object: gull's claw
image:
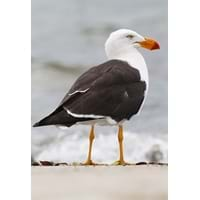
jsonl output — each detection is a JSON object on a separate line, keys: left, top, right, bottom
{"left": 112, "top": 160, "right": 130, "bottom": 166}
{"left": 82, "top": 159, "right": 97, "bottom": 166}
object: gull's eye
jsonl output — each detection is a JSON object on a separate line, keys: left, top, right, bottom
{"left": 126, "top": 35, "right": 134, "bottom": 39}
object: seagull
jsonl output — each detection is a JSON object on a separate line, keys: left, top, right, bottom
{"left": 33, "top": 29, "right": 160, "bottom": 165}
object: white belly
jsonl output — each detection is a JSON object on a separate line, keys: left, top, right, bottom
{"left": 76, "top": 117, "right": 119, "bottom": 126}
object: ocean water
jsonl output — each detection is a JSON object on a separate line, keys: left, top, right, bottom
{"left": 31, "top": 0, "right": 168, "bottom": 163}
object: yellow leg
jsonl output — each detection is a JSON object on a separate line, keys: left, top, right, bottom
{"left": 83, "top": 125, "right": 96, "bottom": 165}
{"left": 113, "top": 125, "right": 129, "bottom": 165}
{"left": 118, "top": 125, "right": 125, "bottom": 163}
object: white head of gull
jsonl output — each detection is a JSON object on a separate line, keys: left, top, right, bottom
{"left": 105, "top": 29, "right": 160, "bottom": 86}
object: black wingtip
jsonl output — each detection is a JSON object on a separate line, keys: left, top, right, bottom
{"left": 32, "top": 122, "right": 40, "bottom": 127}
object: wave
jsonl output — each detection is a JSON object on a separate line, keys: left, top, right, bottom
{"left": 32, "top": 130, "right": 168, "bottom": 164}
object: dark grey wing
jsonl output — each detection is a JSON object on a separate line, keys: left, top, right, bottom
{"left": 33, "top": 59, "right": 146, "bottom": 127}
{"left": 61, "top": 59, "right": 147, "bottom": 122}
{"left": 59, "top": 59, "right": 117, "bottom": 105}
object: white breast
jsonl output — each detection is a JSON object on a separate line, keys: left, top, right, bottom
{"left": 117, "top": 51, "right": 149, "bottom": 90}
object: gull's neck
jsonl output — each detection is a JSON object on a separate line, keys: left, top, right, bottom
{"left": 107, "top": 48, "right": 149, "bottom": 86}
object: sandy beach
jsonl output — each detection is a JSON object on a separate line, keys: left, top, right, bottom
{"left": 32, "top": 165, "right": 167, "bottom": 200}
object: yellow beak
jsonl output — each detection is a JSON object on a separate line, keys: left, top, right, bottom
{"left": 138, "top": 37, "right": 160, "bottom": 50}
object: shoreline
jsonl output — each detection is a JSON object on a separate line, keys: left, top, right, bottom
{"left": 32, "top": 160, "right": 168, "bottom": 166}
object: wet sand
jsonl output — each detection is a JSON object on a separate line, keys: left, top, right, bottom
{"left": 32, "top": 165, "right": 167, "bottom": 200}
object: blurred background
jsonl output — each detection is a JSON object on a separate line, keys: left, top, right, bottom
{"left": 31, "top": 0, "right": 168, "bottom": 163}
